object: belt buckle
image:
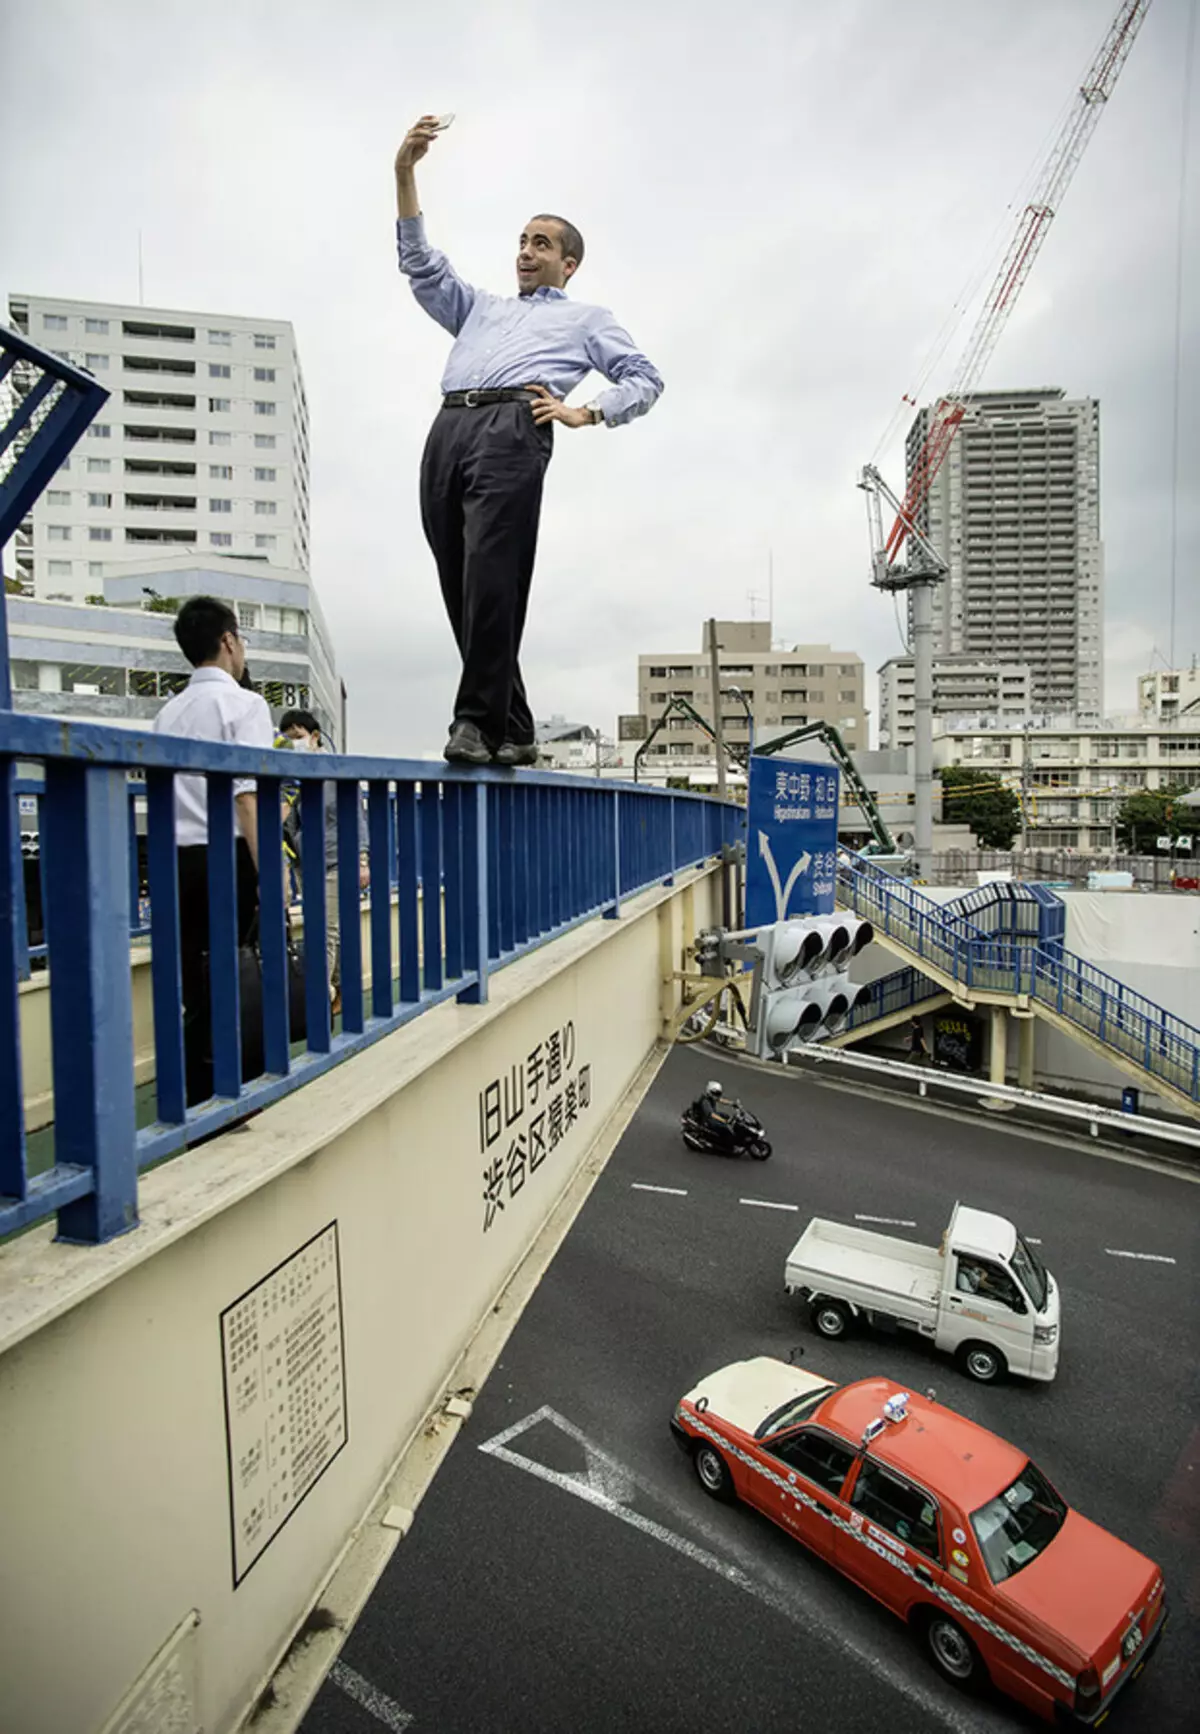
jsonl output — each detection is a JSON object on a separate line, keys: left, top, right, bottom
{"left": 463, "top": 389, "right": 481, "bottom": 408}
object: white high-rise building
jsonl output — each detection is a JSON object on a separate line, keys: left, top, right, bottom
{"left": 906, "top": 388, "right": 1103, "bottom": 719}
{"left": 6, "top": 293, "right": 310, "bottom": 601}
{"left": 878, "top": 653, "right": 1033, "bottom": 749}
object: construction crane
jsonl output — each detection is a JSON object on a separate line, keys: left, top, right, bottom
{"left": 859, "top": 0, "right": 1154, "bottom": 879}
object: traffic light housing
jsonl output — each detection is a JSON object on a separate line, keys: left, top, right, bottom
{"left": 747, "top": 916, "right": 874, "bottom": 1059}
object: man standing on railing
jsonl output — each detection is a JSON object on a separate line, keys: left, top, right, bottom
{"left": 394, "top": 114, "right": 664, "bottom": 767}
{"left": 154, "top": 596, "right": 274, "bottom": 1104}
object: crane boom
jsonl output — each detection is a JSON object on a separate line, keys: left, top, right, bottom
{"left": 869, "top": 0, "right": 1153, "bottom": 576}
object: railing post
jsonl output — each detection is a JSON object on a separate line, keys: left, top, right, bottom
{"left": 145, "top": 768, "right": 186, "bottom": 1123}
{"left": 42, "top": 760, "right": 137, "bottom": 1242}
{"left": 0, "top": 759, "right": 27, "bottom": 1195}
{"left": 605, "top": 790, "right": 621, "bottom": 919}
{"left": 458, "top": 781, "right": 489, "bottom": 1005}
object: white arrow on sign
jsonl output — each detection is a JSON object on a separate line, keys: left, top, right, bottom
{"left": 758, "top": 831, "right": 811, "bottom": 923}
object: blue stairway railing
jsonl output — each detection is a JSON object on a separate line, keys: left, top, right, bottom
{"left": 842, "top": 964, "right": 948, "bottom": 1035}
{"left": 837, "top": 855, "right": 1200, "bottom": 1106}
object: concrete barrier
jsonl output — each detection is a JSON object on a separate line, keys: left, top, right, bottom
{"left": 0, "top": 863, "right": 719, "bottom": 1734}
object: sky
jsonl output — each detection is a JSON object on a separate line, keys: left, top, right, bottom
{"left": 3, "top": 0, "right": 1197, "bottom": 755}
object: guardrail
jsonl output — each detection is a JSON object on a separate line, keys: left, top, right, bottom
{"left": 1, "top": 712, "right": 742, "bottom": 1244}
{"left": 837, "top": 856, "right": 1200, "bottom": 1106}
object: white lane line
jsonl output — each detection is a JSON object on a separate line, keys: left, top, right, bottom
{"left": 1104, "top": 1248, "right": 1177, "bottom": 1264}
{"left": 330, "top": 1661, "right": 414, "bottom": 1730}
{"left": 631, "top": 1183, "right": 688, "bottom": 1196}
{"left": 740, "top": 1197, "right": 800, "bottom": 1212}
{"left": 855, "top": 1214, "right": 917, "bottom": 1227}
{"left": 1025, "top": 1238, "right": 1043, "bottom": 1245}
{"left": 479, "top": 1407, "right": 980, "bottom": 1732}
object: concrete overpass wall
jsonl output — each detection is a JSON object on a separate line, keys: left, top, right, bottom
{"left": 0, "top": 864, "right": 720, "bottom": 1734}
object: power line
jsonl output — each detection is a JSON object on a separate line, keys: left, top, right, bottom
{"left": 1168, "top": 0, "right": 1198, "bottom": 668}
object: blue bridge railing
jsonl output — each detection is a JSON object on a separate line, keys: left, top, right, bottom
{"left": 1, "top": 712, "right": 742, "bottom": 1244}
{"left": 837, "top": 855, "right": 1200, "bottom": 1107}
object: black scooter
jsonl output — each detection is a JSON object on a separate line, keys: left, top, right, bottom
{"left": 681, "top": 1100, "right": 772, "bottom": 1161}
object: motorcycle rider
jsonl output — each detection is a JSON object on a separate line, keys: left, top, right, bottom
{"left": 692, "top": 1080, "right": 730, "bottom": 1130}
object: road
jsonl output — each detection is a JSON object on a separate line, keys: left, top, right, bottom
{"left": 302, "top": 1046, "right": 1199, "bottom": 1734}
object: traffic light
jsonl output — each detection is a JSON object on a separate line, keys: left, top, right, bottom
{"left": 746, "top": 916, "right": 874, "bottom": 1059}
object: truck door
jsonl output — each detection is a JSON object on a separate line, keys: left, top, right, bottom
{"left": 941, "top": 1252, "right": 1033, "bottom": 1375}
{"left": 836, "top": 1457, "right": 945, "bottom": 1618}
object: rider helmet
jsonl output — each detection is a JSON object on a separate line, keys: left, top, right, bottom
{"left": 706, "top": 1081, "right": 723, "bottom": 1098}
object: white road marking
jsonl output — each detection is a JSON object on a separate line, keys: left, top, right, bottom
{"left": 631, "top": 1182, "right": 688, "bottom": 1196}
{"left": 479, "top": 1407, "right": 984, "bottom": 1732}
{"left": 739, "top": 1197, "right": 799, "bottom": 1212}
{"left": 330, "top": 1661, "right": 414, "bottom": 1730}
{"left": 1104, "top": 1248, "right": 1177, "bottom": 1264}
{"left": 1025, "top": 1237, "right": 1043, "bottom": 1245}
{"left": 855, "top": 1214, "right": 917, "bottom": 1227}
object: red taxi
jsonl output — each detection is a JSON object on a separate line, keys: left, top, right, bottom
{"left": 671, "top": 1358, "right": 1167, "bottom": 1724}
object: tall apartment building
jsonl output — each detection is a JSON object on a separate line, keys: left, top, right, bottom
{"left": 907, "top": 388, "right": 1102, "bottom": 718}
{"left": 878, "top": 653, "right": 1033, "bottom": 749}
{"left": 634, "top": 621, "right": 867, "bottom": 765}
{"left": 6, "top": 293, "right": 310, "bottom": 601}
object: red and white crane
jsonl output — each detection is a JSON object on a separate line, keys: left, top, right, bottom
{"left": 858, "top": 0, "right": 1154, "bottom": 871}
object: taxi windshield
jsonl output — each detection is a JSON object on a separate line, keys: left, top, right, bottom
{"left": 1011, "top": 1235, "right": 1048, "bottom": 1312}
{"left": 971, "top": 1462, "right": 1066, "bottom": 1583}
{"left": 756, "top": 1384, "right": 838, "bottom": 1440}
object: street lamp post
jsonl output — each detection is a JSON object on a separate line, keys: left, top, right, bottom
{"left": 722, "top": 685, "right": 754, "bottom": 758}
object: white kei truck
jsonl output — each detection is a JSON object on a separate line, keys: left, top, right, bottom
{"left": 784, "top": 1202, "right": 1060, "bottom": 1384}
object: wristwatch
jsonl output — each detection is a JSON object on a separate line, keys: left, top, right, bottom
{"left": 587, "top": 403, "right": 604, "bottom": 426}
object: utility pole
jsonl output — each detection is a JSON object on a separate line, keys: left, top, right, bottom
{"left": 707, "top": 616, "right": 728, "bottom": 803}
{"left": 1019, "top": 724, "right": 1031, "bottom": 856}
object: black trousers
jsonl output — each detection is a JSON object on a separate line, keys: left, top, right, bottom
{"left": 178, "top": 840, "right": 259, "bottom": 1106}
{"left": 419, "top": 399, "right": 552, "bottom": 750}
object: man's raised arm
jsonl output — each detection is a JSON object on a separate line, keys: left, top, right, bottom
{"left": 394, "top": 116, "right": 476, "bottom": 337}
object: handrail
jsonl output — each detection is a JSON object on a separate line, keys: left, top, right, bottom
{"left": 2, "top": 712, "right": 744, "bottom": 1243}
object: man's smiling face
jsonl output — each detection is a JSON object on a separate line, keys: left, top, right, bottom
{"left": 516, "top": 219, "right": 576, "bottom": 294}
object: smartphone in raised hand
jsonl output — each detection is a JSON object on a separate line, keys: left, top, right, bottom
{"left": 431, "top": 113, "right": 455, "bottom": 132}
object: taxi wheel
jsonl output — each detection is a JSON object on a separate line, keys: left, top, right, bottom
{"left": 693, "top": 1442, "right": 735, "bottom": 1504}
{"left": 920, "top": 1612, "right": 986, "bottom": 1693}
{"left": 958, "top": 1341, "right": 1006, "bottom": 1384}
{"left": 811, "top": 1300, "right": 852, "bottom": 1340}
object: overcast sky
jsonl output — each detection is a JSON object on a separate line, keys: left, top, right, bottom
{"left": 4, "top": 0, "right": 1197, "bottom": 754}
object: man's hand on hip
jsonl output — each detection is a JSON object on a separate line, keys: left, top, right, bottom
{"left": 527, "top": 385, "right": 593, "bottom": 430}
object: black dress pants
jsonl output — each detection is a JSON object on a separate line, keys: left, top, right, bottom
{"left": 419, "top": 399, "right": 552, "bottom": 750}
{"left": 178, "top": 839, "right": 259, "bottom": 1106}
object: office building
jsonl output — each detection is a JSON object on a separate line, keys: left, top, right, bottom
{"left": 878, "top": 654, "right": 1033, "bottom": 749}
{"left": 6, "top": 293, "right": 310, "bottom": 602}
{"left": 633, "top": 621, "right": 867, "bottom": 768}
{"left": 907, "top": 388, "right": 1102, "bottom": 717}
{"left": 1138, "top": 664, "right": 1200, "bottom": 723}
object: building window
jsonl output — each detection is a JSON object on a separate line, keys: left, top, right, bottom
{"left": 238, "top": 603, "right": 260, "bottom": 628}
{"left": 254, "top": 534, "right": 276, "bottom": 549}
{"left": 86, "top": 457, "right": 112, "bottom": 473}
{"left": 209, "top": 464, "right": 233, "bottom": 479}
{"left": 254, "top": 499, "right": 277, "bottom": 516}
{"left": 43, "top": 313, "right": 67, "bottom": 330}
{"left": 210, "top": 498, "right": 232, "bottom": 513}
{"left": 209, "top": 397, "right": 231, "bottom": 413}
{"left": 210, "top": 532, "right": 233, "bottom": 547}
{"left": 253, "top": 333, "right": 276, "bottom": 349}
{"left": 88, "top": 562, "right": 104, "bottom": 577}
{"left": 253, "top": 400, "right": 276, "bottom": 416}
{"left": 47, "top": 559, "right": 72, "bottom": 577}
{"left": 253, "top": 434, "right": 276, "bottom": 450}
{"left": 85, "top": 317, "right": 109, "bottom": 334}
{"left": 209, "top": 329, "right": 231, "bottom": 346}
{"left": 89, "top": 527, "right": 113, "bottom": 541}
{"left": 87, "top": 423, "right": 111, "bottom": 439}
{"left": 253, "top": 466, "right": 276, "bottom": 482}
{"left": 87, "top": 492, "right": 112, "bottom": 508}
{"left": 208, "top": 362, "right": 231, "bottom": 379}
{"left": 84, "top": 353, "right": 110, "bottom": 371}
{"left": 46, "top": 489, "right": 70, "bottom": 506}
{"left": 253, "top": 366, "right": 276, "bottom": 382}
{"left": 209, "top": 430, "right": 232, "bottom": 447}
{"left": 47, "top": 525, "right": 71, "bottom": 541}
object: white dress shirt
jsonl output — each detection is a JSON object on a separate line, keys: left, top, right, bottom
{"left": 153, "top": 666, "right": 275, "bottom": 846}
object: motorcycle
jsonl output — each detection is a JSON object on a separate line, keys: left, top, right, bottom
{"left": 681, "top": 1100, "right": 772, "bottom": 1161}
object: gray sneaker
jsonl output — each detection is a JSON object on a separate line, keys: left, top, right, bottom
{"left": 494, "top": 740, "right": 539, "bottom": 767}
{"left": 444, "top": 721, "right": 491, "bottom": 764}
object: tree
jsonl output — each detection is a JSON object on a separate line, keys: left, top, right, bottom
{"left": 939, "top": 766, "right": 1021, "bottom": 849}
{"left": 1115, "top": 784, "right": 1193, "bottom": 853}
{"left": 145, "top": 594, "right": 179, "bottom": 614}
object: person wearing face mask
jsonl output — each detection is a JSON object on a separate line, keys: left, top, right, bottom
{"left": 278, "top": 710, "right": 368, "bottom": 1016}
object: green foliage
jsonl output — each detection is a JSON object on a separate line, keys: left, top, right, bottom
{"left": 145, "top": 594, "right": 179, "bottom": 614}
{"left": 1115, "top": 783, "right": 1193, "bottom": 853}
{"left": 84, "top": 594, "right": 107, "bottom": 605}
{"left": 940, "top": 765, "right": 1021, "bottom": 849}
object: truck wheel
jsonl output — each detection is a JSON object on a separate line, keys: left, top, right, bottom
{"left": 918, "top": 1610, "right": 987, "bottom": 1693}
{"left": 958, "top": 1341, "right": 1006, "bottom": 1384}
{"left": 811, "top": 1300, "right": 852, "bottom": 1340}
{"left": 693, "top": 1442, "right": 735, "bottom": 1503}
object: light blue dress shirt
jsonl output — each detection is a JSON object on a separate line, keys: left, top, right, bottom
{"left": 396, "top": 216, "right": 664, "bottom": 427}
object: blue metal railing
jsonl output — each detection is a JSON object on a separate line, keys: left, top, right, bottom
{"left": 843, "top": 964, "right": 948, "bottom": 1034}
{"left": 837, "top": 856, "right": 1200, "bottom": 1106}
{"left": 1, "top": 712, "right": 743, "bottom": 1244}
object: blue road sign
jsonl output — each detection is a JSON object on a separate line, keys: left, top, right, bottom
{"left": 745, "top": 755, "right": 839, "bottom": 928}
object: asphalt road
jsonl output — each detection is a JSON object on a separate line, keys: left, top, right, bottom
{"left": 302, "top": 1046, "right": 1200, "bottom": 1734}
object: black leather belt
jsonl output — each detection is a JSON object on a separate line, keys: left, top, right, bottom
{"left": 442, "top": 388, "right": 535, "bottom": 408}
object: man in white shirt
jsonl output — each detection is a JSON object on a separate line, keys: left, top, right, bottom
{"left": 154, "top": 596, "right": 275, "bottom": 1103}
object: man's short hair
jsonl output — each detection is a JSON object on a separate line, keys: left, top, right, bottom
{"left": 280, "top": 708, "right": 321, "bottom": 737}
{"left": 174, "top": 595, "right": 238, "bottom": 667}
{"left": 533, "top": 213, "right": 585, "bottom": 270}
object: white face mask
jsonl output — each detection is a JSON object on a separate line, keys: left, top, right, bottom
{"left": 290, "top": 732, "right": 316, "bottom": 752}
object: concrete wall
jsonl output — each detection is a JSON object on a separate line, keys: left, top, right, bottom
{"left": 0, "top": 865, "right": 721, "bottom": 1734}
